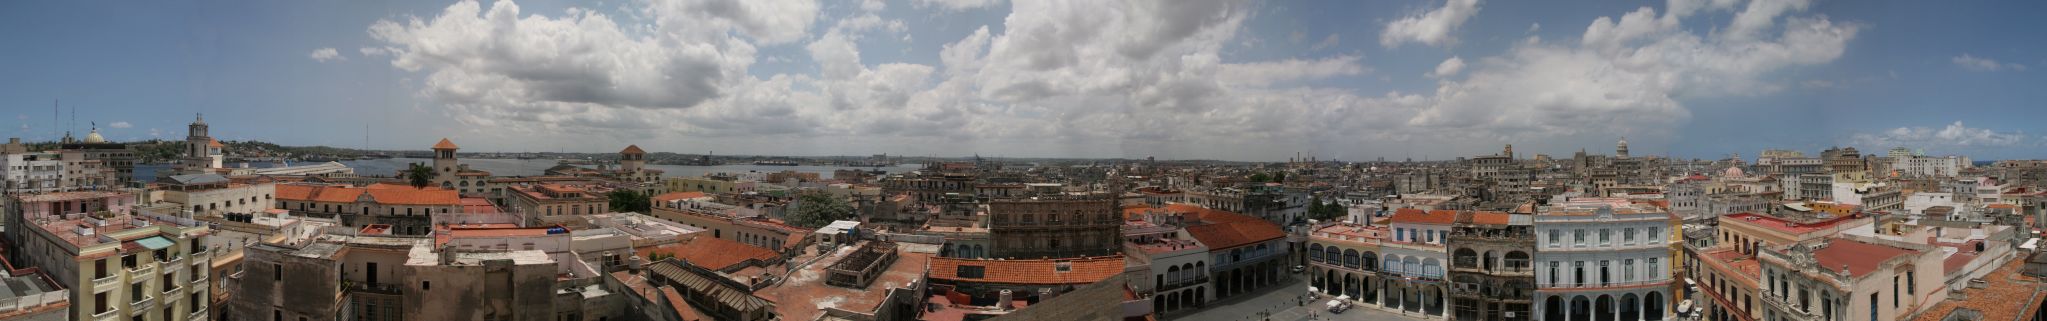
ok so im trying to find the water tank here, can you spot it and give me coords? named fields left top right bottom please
left=996, top=290, right=1013, bottom=310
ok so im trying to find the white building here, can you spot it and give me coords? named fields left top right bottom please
left=1533, top=198, right=1676, bottom=321
left=1891, top=155, right=1968, bottom=177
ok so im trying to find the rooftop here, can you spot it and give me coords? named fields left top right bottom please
left=1908, top=258, right=2045, bottom=321
left=1810, top=238, right=1917, bottom=278
left=1721, top=212, right=1864, bottom=236
left=277, top=183, right=460, bottom=206
left=761, top=244, right=937, bottom=321
left=926, top=255, right=1125, bottom=285
left=636, top=235, right=779, bottom=271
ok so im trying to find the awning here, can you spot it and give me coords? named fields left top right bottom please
left=134, top=236, right=175, bottom=250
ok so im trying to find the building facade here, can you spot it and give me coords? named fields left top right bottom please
left=985, top=193, right=1122, bottom=259
left=1532, top=199, right=1676, bottom=321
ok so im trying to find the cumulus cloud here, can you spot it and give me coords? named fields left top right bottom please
left=355, top=0, right=1861, bottom=159
left=108, top=121, right=132, bottom=129
left=1850, top=121, right=2034, bottom=150
left=309, top=48, right=344, bottom=62
left=1380, top=0, right=1480, bottom=48
left=1953, top=54, right=2026, bottom=72
left=914, top=0, right=1003, bottom=11
left=1428, top=56, right=1464, bottom=78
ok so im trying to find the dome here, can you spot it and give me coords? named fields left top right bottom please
left=1723, top=167, right=1745, bottom=178
left=83, top=128, right=106, bottom=143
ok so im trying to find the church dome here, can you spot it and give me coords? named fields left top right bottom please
left=1723, top=166, right=1745, bottom=178
left=83, top=128, right=106, bottom=143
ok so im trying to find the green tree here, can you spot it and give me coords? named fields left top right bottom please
left=405, top=163, right=437, bottom=190
left=1248, top=173, right=1271, bottom=182
left=1272, top=171, right=1286, bottom=183
left=786, top=192, right=855, bottom=228
left=608, top=189, right=653, bottom=214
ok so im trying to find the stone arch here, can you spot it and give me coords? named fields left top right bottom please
left=1422, top=258, right=1442, bottom=278
left=1384, top=254, right=1403, bottom=273
left=1361, top=251, right=1380, bottom=271
left=1621, top=293, right=1641, bottom=321
left=1505, top=251, right=1531, bottom=272
left=1546, top=296, right=1565, bottom=321
left=1645, top=291, right=1665, bottom=321
left=1309, top=243, right=1325, bottom=262
left=1595, top=294, right=1614, bottom=321
left=1344, top=249, right=1360, bottom=268
left=1570, top=295, right=1591, bottom=321
left=1454, top=248, right=1480, bottom=269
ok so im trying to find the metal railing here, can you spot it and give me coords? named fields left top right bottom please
left=345, top=281, right=403, bottom=295
left=1541, top=278, right=1670, bottom=289
left=1158, top=275, right=1210, bottom=291
left=124, top=263, right=155, bottom=278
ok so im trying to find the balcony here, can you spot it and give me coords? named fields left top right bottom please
left=91, top=308, right=120, bottom=321
left=189, top=309, right=206, bottom=321
left=1759, top=291, right=1823, bottom=321
left=162, top=256, right=184, bottom=267
left=163, top=285, right=184, bottom=297
left=1541, top=278, right=1671, bottom=290
left=128, top=296, right=155, bottom=315
left=164, top=261, right=186, bottom=274
left=91, top=274, right=120, bottom=292
left=1157, top=275, right=1210, bottom=291
left=124, top=264, right=155, bottom=280
left=345, top=281, right=403, bottom=296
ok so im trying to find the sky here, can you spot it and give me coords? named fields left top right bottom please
left=3, top=0, right=2044, bottom=162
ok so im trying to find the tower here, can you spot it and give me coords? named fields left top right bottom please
left=1504, top=144, right=1514, bottom=159
left=1616, top=137, right=1630, bottom=159
left=179, top=114, right=221, bottom=174
left=432, top=138, right=460, bottom=173
left=619, top=145, right=646, bottom=173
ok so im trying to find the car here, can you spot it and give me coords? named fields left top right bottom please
left=1292, top=265, right=1305, bottom=273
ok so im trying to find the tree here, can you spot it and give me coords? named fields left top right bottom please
left=1272, top=171, right=1287, bottom=183
left=405, top=163, right=437, bottom=190
left=608, top=189, right=653, bottom=214
left=1248, top=173, right=1271, bottom=182
left=785, top=192, right=855, bottom=228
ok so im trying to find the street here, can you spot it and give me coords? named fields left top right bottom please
left=1166, top=271, right=1431, bottom=321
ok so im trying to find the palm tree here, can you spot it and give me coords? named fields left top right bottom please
left=405, top=163, right=437, bottom=190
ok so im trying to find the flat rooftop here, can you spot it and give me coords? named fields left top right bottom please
left=758, top=243, right=933, bottom=321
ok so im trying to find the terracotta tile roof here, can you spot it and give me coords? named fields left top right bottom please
left=432, top=138, right=459, bottom=150
left=1909, top=258, right=2045, bottom=321
left=636, top=235, right=779, bottom=271
left=1460, top=211, right=1513, bottom=225
left=460, top=197, right=500, bottom=214
left=926, top=256, right=1124, bottom=285
left=1811, top=238, right=1916, bottom=278
left=1721, top=212, right=1861, bottom=236
left=277, top=184, right=459, bottom=206
left=620, top=144, right=646, bottom=155
left=1177, top=207, right=1285, bottom=250
left=207, top=138, right=223, bottom=148
left=1388, top=208, right=1457, bottom=225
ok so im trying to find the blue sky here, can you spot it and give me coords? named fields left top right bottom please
left=3, top=0, right=2043, bottom=161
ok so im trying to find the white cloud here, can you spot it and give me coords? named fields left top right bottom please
left=1380, top=0, right=1480, bottom=48
left=355, top=0, right=1862, bottom=160
left=309, top=48, right=344, bottom=62
left=913, top=0, right=1002, bottom=11
left=149, top=128, right=161, bottom=138
left=1428, top=56, right=1464, bottom=78
left=108, top=121, right=132, bottom=129
left=1850, top=121, right=2035, bottom=150
left=1309, top=34, right=1340, bottom=51
left=1953, top=54, right=2026, bottom=72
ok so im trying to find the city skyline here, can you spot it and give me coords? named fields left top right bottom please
left=5, top=0, right=2046, bottom=162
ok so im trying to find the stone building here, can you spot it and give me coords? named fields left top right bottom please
left=175, top=114, right=223, bottom=176
left=1448, top=211, right=1535, bottom=321
left=5, top=191, right=212, bottom=321
left=153, top=173, right=276, bottom=217
left=1532, top=198, right=1677, bottom=321
left=985, top=193, right=1121, bottom=259
left=274, top=183, right=460, bottom=235
left=425, top=138, right=495, bottom=197
left=507, top=184, right=611, bottom=226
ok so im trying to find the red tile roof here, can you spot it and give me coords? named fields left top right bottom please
left=1811, top=238, right=1916, bottom=278
left=620, top=145, right=646, bottom=155
left=1389, top=208, right=1457, bottom=225
left=432, top=138, right=459, bottom=150
left=636, top=235, right=779, bottom=271
left=207, top=138, right=223, bottom=148
left=1462, top=211, right=1513, bottom=225
left=926, top=256, right=1124, bottom=285
left=277, top=183, right=460, bottom=206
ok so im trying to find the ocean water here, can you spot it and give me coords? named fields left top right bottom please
left=136, top=158, right=919, bottom=181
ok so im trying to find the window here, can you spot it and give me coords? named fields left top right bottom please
left=1624, top=259, right=1636, bottom=281
left=957, top=266, right=985, bottom=278
left=1548, top=230, right=1561, bottom=247
left=1647, top=258, right=1659, bottom=276
left=1573, top=261, right=1585, bottom=286
left=1548, top=262, right=1560, bottom=285
left=1623, top=228, right=1636, bottom=244
left=1573, top=230, right=1586, bottom=246
left=274, top=264, right=282, bottom=280
left=1599, top=229, right=1611, bottom=245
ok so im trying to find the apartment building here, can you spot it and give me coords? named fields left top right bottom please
left=5, top=191, right=212, bottom=321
